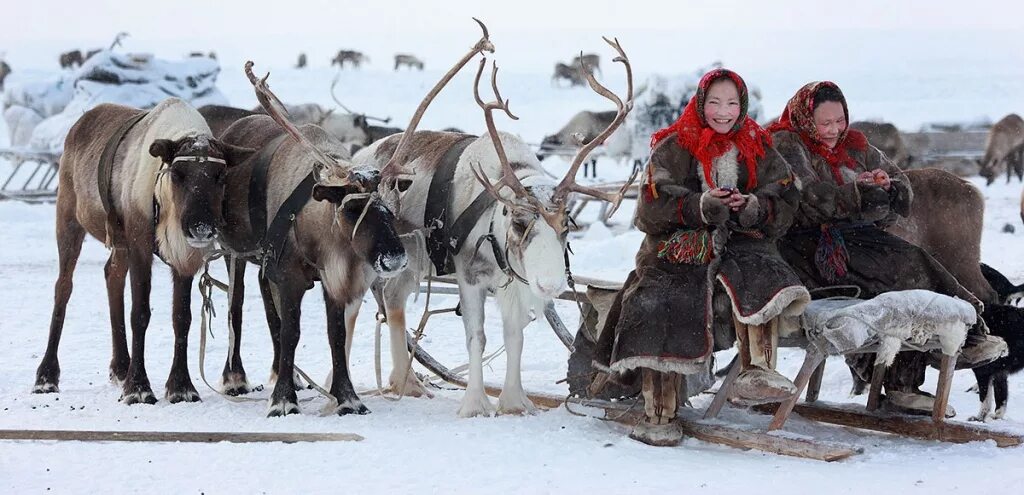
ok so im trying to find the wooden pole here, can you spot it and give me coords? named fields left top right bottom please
left=0, top=430, right=363, bottom=444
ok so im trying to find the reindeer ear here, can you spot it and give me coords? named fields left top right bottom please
left=212, top=139, right=257, bottom=167
left=149, top=139, right=176, bottom=163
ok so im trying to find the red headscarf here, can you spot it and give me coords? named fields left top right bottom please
left=766, top=81, right=868, bottom=184
left=650, top=68, right=772, bottom=191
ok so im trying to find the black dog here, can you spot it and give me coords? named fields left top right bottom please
left=970, top=264, right=1024, bottom=421
left=981, top=263, right=1024, bottom=305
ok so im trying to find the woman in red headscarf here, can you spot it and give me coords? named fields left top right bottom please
left=591, top=69, right=810, bottom=446
left=769, top=81, right=1003, bottom=416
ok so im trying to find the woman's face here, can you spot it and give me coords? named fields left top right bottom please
left=703, top=79, right=741, bottom=134
left=812, top=101, right=846, bottom=149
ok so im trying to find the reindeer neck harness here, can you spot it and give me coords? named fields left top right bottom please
left=424, top=135, right=496, bottom=275
left=244, top=133, right=317, bottom=282
left=98, top=110, right=149, bottom=249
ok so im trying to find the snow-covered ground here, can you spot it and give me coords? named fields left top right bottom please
left=2, top=56, right=1024, bottom=494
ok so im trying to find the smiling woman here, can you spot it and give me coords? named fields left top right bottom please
left=591, top=68, right=810, bottom=447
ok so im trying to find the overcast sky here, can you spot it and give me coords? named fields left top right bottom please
left=4, top=0, right=1022, bottom=43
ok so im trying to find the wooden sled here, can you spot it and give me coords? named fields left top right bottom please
left=0, top=148, right=60, bottom=203
left=572, top=280, right=1024, bottom=449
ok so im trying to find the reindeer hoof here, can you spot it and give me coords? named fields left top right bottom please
left=334, top=398, right=370, bottom=416
left=34, top=363, right=60, bottom=393
left=31, top=381, right=59, bottom=394
left=109, top=359, right=129, bottom=385
left=166, top=388, right=201, bottom=404
left=221, top=372, right=252, bottom=396
left=968, top=414, right=989, bottom=422
left=497, top=393, right=538, bottom=416
left=457, top=393, right=496, bottom=418
left=388, top=373, right=433, bottom=398
left=120, top=389, right=158, bottom=405
left=266, top=400, right=301, bottom=418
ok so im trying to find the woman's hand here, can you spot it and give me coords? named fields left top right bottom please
left=711, top=187, right=747, bottom=211
left=858, top=169, right=891, bottom=190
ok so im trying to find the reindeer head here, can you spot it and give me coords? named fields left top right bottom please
left=471, top=38, right=636, bottom=299
left=149, top=134, right=254, bottom=248
left=245, top=61, right=408, bottom=278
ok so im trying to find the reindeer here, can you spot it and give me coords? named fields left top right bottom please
left=199, top=104, right=257, bottom=137
left=394, top=54, right=424, bottom=71
left=850, top=120, right=914, bottom=168
left=32, top=98, right=255, bottom=404
left=351, top=38, right=635, bottom=417
left=332, top=50, right=368, bottom=69
left=59, top=49, right=84, bottom=69
left=979, top=114, right=1024, bottom=185
left=217, top=20, right=494, bottom=416
left=0, top=59, right=10, bottom=91
left=214, top=67, right=406, bottom=416
left=552, top=62, right=584, bottom=87
left=296, top=53, right=307, bottom=69
left=573, top=53, right=601, bottom=77
left=538, top=110, right=634, bottom=178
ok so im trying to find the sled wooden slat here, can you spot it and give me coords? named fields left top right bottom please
left=0, top=429, right=363, bottom=444
left=407, top=333, right=862, bottom=462
left=754, top=402, right=1024, bottom=447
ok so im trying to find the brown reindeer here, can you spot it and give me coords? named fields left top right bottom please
left=573, top=53, right=601, bottom=77
left=394, top=54, right=424, bottom=71
left=979, top=114, right=1024, bottom=184
left=850, top=120, right=914, bottom=168
left=332, top=50, right=368, bottom=69
left=552, top=62, right=584, bottom=86
left=199, top=104, right=258, bottom=138
left=32, top=98, right=255, bottom=404
left=886, top=167, right=998, bottom=304
left=59, top=49, right=83, bottom=69
left=0, top=60, right=10, bottom=91
left=353, top=37, right=635, bottom=415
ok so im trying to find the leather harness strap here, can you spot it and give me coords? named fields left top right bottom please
left=247, top=133, right=289, bottom=242
left=98, top=111, right=148, bottom=248
left=423, top=135, right=477, bottom=275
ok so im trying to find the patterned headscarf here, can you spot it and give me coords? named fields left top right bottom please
left=650, top=68, right=772, bottom=191
left=767, top=81, right=868, bottom=184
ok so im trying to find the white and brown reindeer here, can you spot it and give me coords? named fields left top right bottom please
left=351, top=38, right=635, bottom=417
left=216, top=20, right=496, bottom=416
left=33, top=97, right=255, bottom=404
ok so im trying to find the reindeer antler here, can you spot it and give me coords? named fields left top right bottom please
left=550, top=37, right=635, bottom=211
left=245, top=61, right=373, bottom=190
left=471, top=57, right=531, bottom=204
left=379, top=17, right=495, bottom=181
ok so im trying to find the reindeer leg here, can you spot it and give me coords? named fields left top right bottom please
left=992, top=372, right=1009, bottom=419
left=266, top=279, right=304, bottom=417
left=104, top=248, right=130, bottom=386
left=496, top=297, right=536, bottom=415
left=33, top=200, right=86, bottom=394
left=455, top=283, right=495, bottom=417
left=121, top=247, right=156, bottom=405
left=969, top=370, right=993, bottom=422
left=165, top=270, right=200, bottom=403
left=324, top=289, right=369, bottom=416
left=220, top=257, right=251, bottom=395
left=259, top=275, right=303, bottom=391
left=385, top=275, right=430, bottom=397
